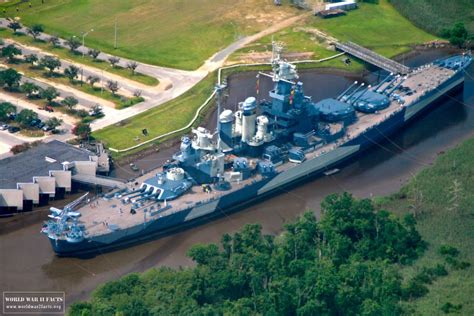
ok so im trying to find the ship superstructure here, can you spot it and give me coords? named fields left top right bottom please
left=42, top=45, right=472, bottom=256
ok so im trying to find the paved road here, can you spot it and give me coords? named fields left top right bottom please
left=0, top=15, right=308, bottom=132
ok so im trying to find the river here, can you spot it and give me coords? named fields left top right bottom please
left=1, top=49, right=473, bottom=306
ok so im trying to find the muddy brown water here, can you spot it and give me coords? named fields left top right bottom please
left=1, top=49, right=474, bottom=307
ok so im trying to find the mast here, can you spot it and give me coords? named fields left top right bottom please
left=215, top=84, right=226, bottom=152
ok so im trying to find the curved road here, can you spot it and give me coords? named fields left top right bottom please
left=0, top=15, right=309, bottom=132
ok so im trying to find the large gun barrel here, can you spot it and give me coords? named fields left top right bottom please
left=342, top=83, right=365, bottom=102
left=374, top=73, right=393, bottom=92
left=387, top=78, right=406, bottom=97
left=337, top=81, right=358, bottom=100
left=351, top=85, right=372, bottom=105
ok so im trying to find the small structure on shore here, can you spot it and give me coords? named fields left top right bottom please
left=325, top=0, right=357, bottom=11
left=317, top=8, right=346, bottom=18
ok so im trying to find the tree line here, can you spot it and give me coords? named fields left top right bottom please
left=70, top=193, right=433, bottom=316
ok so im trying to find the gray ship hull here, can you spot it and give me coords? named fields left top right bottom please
left=51, top=68, right=466, bottom=257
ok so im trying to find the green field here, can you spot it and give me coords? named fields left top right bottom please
left=230, top=26, right=366, bottom=72
left=0, top=28, right=159, bottom=86
left=0, top=0, right=299, bottom=70
left=390, top=0, right=474, bottom=36
left=232, top=0, right=436, bottom=67
left=378, top=137, right=474, bottom=314
left=313, top=0, right=437, bottom=57
left=93, top=73, right=217, bottom=151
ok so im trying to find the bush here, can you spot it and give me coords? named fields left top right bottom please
left=438, top=245, right=460, bottom=257
left=441, top=302, right=463, bottom=314
left=10, top=141, right=42, bottom=155
left=76, top=109, right=89, bottom=118
left=402, top=279, right=429, bottom=300
left=445, top=257, right=471, bottom=270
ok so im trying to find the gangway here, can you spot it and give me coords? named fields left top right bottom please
left=72, top=174, right=127, bottom=189
left=335, top=41, right=411, bottom=74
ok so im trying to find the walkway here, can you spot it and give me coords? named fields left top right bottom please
left=0, top=15, right=309, bottom=132
left=72, top=174, right=127, bottom=189
left=335, top=41, right=411, bottom=74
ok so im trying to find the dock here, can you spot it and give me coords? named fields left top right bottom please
left=335, top=41, right=411, bottom=74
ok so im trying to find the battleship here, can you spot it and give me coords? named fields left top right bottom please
left=42, top=44, right=472, bottom=256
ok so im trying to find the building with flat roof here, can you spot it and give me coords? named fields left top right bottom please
left=0, top=140, right=110, bottom=215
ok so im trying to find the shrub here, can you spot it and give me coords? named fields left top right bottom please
left=438, top=245, right=460, bottom=257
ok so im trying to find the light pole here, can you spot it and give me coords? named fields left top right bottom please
left=101, top=67, right=105, bottom=94
left=114, top=19, right=117, bottom=49
left=81, top=28, right=94, bottom=57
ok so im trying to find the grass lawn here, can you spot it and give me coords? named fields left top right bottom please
left=93, top=73, right=217, bottom=151
left=1, top=58, right=142, bottom=109
left=377, top=137, right=474, bottom=315
left=0, top=28, right=159, bottom=86
left=230, top=25, right=366, bottom=72
left=19, top=127, right=44, bottom=137
left=390, top=0, right=474, bottom=36
left=93, top=55, right=358, bottom=154
left=312, top=0, right=437, bottom=58
left=0, top=0, right=299, bottom=70
left=231, top=0, right=435, bottom=70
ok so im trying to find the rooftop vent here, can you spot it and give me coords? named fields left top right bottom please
left=45, top=156, right=57, bottom=163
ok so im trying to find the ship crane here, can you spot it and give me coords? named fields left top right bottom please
left=43, top=192, right=89, bottom=241
left=49, top=192, right=89, bottom=218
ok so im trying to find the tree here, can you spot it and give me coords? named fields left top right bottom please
left=72, top=122, right=91, bottom=139
left=133, top=89, right=142, bottom=98
left=61, top=96, right=79, bottom=109
left=21, top=82, right=42, bottom=98
left=45, top=117, right=63, bottom=130
left=27, top=24, right=44, bottom=40
left=24, top=54, right=39, bottom=66
left=66, top=36, right=81, bottom=52
left=39, top=56, right=61, bottom=76
left=64, top=65, right=79, bottom=82
left=88, top=49, right=100, bottom=60
left=106, top=80, right=119, bottom=95
left=0, top=102, right=16, bottom=122
left=108, top=56, right=120, bottom=68
left=442, top=22, right=470, bottom=48
left=0, top=68, right=22, bottom=89
left=127, top=61, right=138, bottom=75
left=49, top=35, right=60, bottom=47
left=1, top=44, right=22, bottom=63
left=7, top=21, right=22, bottom=34
left=41, top=87, right=60, bottom=104
left=15, top=109, right=38, bottom=127
left=87, top=75, right=100, bottom=87
left=90, top=104, right=103, bottom=117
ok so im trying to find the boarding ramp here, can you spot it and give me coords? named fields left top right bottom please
left=72, top=174, right=127, bottom=189
left=335, top=41, right=411, bottom=74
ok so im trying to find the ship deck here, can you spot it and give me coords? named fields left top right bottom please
left=74, top=65, right=456, bottom=239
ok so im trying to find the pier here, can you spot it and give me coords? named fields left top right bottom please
left=335, top=41, right=411, bottom=74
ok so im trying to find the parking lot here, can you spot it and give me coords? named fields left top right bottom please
left=0, top=96, right=75, bottom=157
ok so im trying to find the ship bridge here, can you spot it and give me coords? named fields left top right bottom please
left=335, top=41, right=411, bottom=75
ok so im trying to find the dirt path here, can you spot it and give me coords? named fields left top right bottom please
left=199, top=13, right=312, bottom=72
